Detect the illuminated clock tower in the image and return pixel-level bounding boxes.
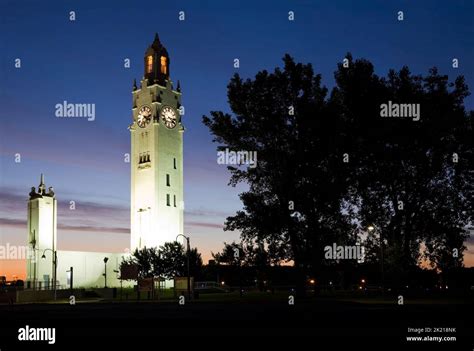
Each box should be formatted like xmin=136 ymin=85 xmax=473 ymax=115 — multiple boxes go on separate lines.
xmin=129 ymin=34 xmax=184 ymax=250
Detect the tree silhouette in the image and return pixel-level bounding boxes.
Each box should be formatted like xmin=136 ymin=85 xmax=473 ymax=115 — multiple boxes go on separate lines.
xmin=332 ymin=55 xmax=472 ymax=280
xmin=121 ymin=242 xmax=203 ymax=280
xmin=212 ymin=241 xmax=269 ymax=267
xmin=203 ymin=53 xmax=472 ymax=293
xmin=204 ymin=55 xmax=355 ymax=295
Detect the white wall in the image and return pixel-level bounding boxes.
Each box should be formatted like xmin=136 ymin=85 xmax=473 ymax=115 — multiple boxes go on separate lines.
xmin=55 ymin=251 xmax=132 ymax=288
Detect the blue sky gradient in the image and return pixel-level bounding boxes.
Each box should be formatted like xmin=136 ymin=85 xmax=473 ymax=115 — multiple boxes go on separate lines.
xmin=1 ymin=0 xmax=473 ymax=277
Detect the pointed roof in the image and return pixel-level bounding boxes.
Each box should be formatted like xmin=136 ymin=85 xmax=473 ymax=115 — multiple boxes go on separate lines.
xmin=38 ymin=173 xmax=46 ymax=194
xmin=146 ymin=33 xmax=168 ymax=56
xmin=150 ymin=33 xmax=162 ymax=50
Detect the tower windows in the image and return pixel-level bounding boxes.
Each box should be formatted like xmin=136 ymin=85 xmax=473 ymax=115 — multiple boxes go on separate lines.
xmin=166 ymin=174 xmax=170 ymax=186
xmin=138 ymin=132 xmax=151 ymax=166
xmin=173 ymin=195 xmax=176 ymax=207
xmin=160 ymin=56 xmax=167 ymax=75
xmin=139 ymin=152 xmax=150 ymax=164
xmin=173 ymin=158 xmax=176 ymax=169
xmin=146 ymin=55 xmax=153 ymax=73
xmin=166 ymin=194 xmax=170 ymax=206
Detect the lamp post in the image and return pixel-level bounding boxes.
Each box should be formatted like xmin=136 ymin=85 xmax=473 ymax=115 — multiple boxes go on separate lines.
xmin=137 ymin=207 xmax=151 ymax=250
xmin=368 ymin=225 xmax=384 ymax=295
xmin=41 ymin=249 xmax=57 ymax=300
xmin=176 ymin=234 xmax=190 ymax=300
xmin=29 ymin=233 xmax=37 ymax=290
xmin=66 ymin=267 xmax=73 ymax=295
xmin=103 ymin=257 xmax=109 ymax=288
xmin=29 ymin=236 xmax=42 ymax=290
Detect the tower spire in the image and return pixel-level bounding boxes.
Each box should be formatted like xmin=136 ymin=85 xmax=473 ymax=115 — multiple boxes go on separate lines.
xmin=38 ymin=173 xmax=46 ymax=194
xmin=152 ymin=33 xmax=161 ymax=48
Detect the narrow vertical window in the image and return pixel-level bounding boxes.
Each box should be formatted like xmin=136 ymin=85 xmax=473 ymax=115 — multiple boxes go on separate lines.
xmin=146 ymin=55 xmax=153 ymax=73
xmin=173 ymin=158 xmax=176 ymax=169
xmin=166 ymin=174 xmax=170 ymax=186
xmin=160 ymin=56 xmax=167 ymax=74
xmin=166 ymin=194 xmax=170 ymax=206
xmin=173 ymin=195 xmax=176 ymax=207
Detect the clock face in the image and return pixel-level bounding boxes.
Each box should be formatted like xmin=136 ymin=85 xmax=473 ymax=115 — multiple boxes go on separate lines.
xmin=137 ymin=105 xmax=152 ymax=128
xmin=160 ymin=106 xmax=177 ymax=129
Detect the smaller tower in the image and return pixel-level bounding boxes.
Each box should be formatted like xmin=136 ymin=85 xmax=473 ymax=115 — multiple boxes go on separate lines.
xmin=26 ymin=174 xmax=57 ymax=290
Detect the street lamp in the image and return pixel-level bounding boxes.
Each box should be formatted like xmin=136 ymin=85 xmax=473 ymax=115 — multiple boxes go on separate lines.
xmin=176 ymin=234 xmax=191 ymax=300
xmin=41 ymin=249 xmax=57 ymax=300
xmin=29 ymin=232 xmax=37 ymax=290
xmin=368 ymin=224 xmax=384 ymax=295
xmin=66 ymin=267 xmax=73 ymax=294
xmin=103 ymin=257 xmax=109 ymax=288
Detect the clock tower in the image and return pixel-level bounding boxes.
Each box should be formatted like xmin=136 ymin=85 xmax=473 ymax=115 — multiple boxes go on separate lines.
xmin=129 ymin=34 xmax=184 ymax=251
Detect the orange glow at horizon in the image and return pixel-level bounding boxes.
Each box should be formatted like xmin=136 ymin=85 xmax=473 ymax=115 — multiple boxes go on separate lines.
xmin=2 ymin=252 xmax=473 ymax=281
xmin=0 ymin=260 xmax=26 ymax=280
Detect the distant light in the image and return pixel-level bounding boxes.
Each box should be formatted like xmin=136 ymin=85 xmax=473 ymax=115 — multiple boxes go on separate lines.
xmin=221 ymin=281 xmax=225 ymax=285
xmin=367 ymin=226 xmax=375 ymax=232
xmin=446 ymin=285 xmax=448 ymax=289
xmin=329 ymin=281 xmax=333 ymax=285
xmin=359 ymin=286 xmax=363 ymax=290
xmin=309 ymin=279 xmax=315 ymax=285
xmin=361 ymin=279 xmax=366 ymax=284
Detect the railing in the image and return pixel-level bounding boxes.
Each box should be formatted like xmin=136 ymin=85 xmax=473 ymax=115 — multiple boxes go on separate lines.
xmin=21 ymin=280 xmax=65 ymax=291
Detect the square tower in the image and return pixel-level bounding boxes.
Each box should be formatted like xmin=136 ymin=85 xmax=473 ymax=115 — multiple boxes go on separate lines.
xmin=26 ymin=174 xmax=57 ymax=289
xmin=129 ymin=34 xmax=184 ymax=251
